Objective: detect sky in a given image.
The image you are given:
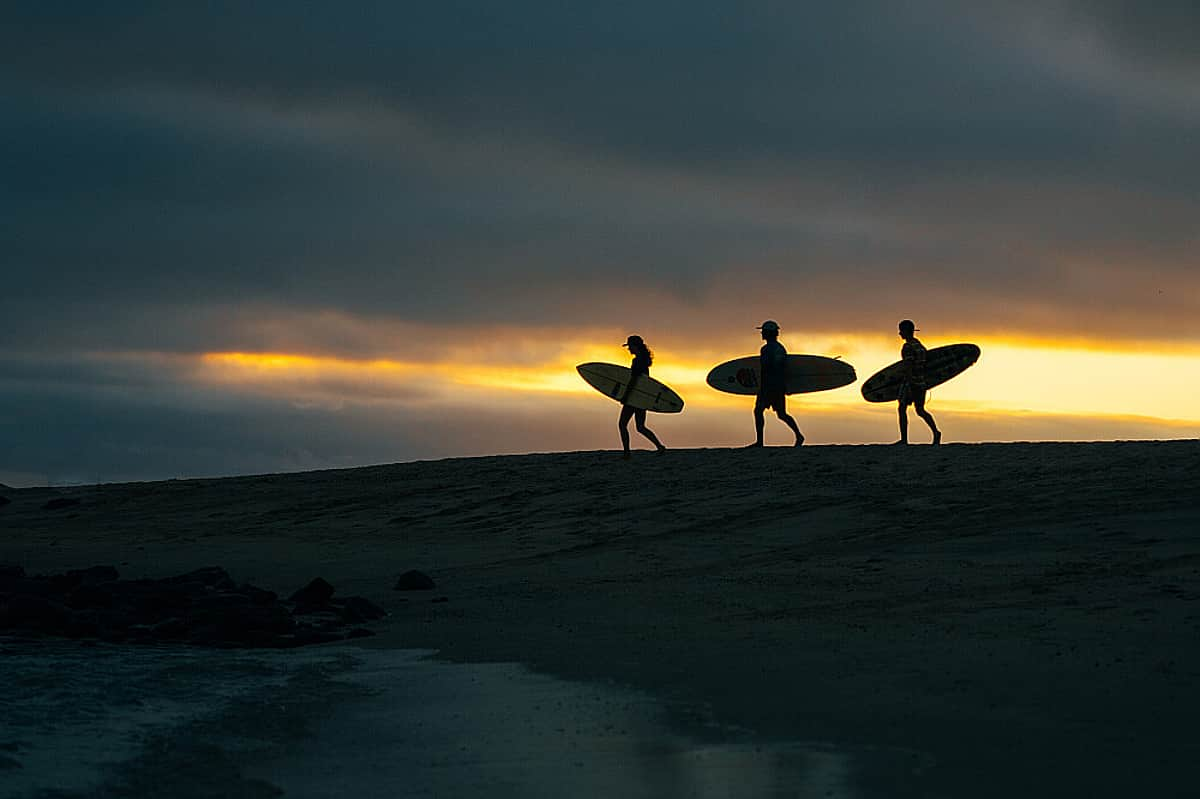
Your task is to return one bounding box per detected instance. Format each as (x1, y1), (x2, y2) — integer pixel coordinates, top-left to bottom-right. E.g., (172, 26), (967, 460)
(2, 1), (1198, 486)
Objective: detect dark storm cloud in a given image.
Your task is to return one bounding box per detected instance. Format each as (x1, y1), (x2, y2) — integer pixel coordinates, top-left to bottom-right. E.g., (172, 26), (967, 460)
(0, 360), (624, 485)
(2, 0), (1198, 356)
(2, 2), (1155, 167)
(1011, 0), (1200, 72)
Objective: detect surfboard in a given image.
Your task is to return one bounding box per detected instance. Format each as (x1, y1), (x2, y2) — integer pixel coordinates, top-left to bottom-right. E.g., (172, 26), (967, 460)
(576, 363), (685, 413)
(860, 343), (981, 403)
(705, 355), (857, 396)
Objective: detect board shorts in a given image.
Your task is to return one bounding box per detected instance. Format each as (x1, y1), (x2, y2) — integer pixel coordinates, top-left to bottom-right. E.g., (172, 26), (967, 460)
(898, 382), (927, 406)
(755, 389), (787, 414)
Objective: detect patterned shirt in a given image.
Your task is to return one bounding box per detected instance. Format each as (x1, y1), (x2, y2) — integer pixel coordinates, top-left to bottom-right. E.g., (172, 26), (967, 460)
(901, 337), (927, 387)
(759, 340), (788, 392)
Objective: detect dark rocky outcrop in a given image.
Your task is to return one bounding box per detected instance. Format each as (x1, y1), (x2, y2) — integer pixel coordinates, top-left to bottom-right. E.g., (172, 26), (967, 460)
(394, 570), (435, 591)
(0, 566), (387, 648)
(289, 577), (335, 608)
(339, 596), (388, 623)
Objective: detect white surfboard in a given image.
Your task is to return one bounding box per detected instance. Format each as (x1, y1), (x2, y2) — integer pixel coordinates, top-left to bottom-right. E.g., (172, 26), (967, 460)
(861, 343), (980, 402)
(576, 363), (684, 413)
(706, 354), (857, 395)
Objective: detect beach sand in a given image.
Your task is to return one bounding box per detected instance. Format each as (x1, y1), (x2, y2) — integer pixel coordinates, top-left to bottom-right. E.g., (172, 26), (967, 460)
(3, 441), (1199, 796)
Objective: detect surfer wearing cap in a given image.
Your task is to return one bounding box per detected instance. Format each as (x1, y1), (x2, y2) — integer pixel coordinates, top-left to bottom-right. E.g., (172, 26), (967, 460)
(747, 321), (804, 448)
(896, 320), (941, 445)
(619, 335), (668, 459)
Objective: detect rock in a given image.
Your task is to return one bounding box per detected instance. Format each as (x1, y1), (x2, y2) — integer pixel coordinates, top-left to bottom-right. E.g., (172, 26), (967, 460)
(159, 567), (235, 590)
(65, 609), (115, 639)
(284, 628), (347, 648)
(73, 565), (120, 585)
(338, 596), (387, 623)
(67, 582), (119, 610)
(74, 580), (191, 622)
(191, 592), (258, 615)
(237, 583), (278, 605)
(291, 603), (337, 618)
(41, 498), (81, 511)
(1, 577), (60, 599)
(50, 565), (118, 592)
(0, 566), (380, 648)
(394, 570), (435, 591)
(1, 594), (74, 633)
(187, 602), (296, 646)
(289, 577), (335, 606)
(151, 617), (191, 639)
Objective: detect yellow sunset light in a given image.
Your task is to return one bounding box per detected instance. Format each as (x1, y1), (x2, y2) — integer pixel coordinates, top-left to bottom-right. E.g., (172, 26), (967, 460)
(195, 334), (1200, 432)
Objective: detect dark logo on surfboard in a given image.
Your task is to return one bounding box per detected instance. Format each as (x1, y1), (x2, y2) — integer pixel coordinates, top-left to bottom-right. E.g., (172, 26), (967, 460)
(735, 368), (758, 389)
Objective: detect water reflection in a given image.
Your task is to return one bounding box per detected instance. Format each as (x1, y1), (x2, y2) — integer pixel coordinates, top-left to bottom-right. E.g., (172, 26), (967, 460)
(253, 650), (931, 799)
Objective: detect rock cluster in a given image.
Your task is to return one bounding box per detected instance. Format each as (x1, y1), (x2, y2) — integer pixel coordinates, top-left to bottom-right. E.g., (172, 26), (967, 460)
(0, 565), (386, 648)
(41, 497), (81, 511)
(394, 569), (436, 590)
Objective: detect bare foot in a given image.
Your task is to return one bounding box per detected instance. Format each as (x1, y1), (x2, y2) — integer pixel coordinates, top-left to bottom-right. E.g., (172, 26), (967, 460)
(932, 431), (942, 445)
(656, 446), (667, 455)
(744, 442), (764, 448)
(794, 436), (805, 447)
(892, 440), (908, 446)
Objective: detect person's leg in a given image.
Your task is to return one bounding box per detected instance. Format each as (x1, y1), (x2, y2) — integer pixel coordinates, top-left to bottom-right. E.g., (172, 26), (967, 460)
(634, 409), (666, 451)
(748, 399), (767, 447)
(897, 400), (910, 444)
(914, 392), (940, 444)
(618, 405), (635, 456)
(774, 397), (804, 446)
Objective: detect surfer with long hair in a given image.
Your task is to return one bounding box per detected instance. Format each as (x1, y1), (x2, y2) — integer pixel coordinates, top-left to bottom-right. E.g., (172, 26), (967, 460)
(619, 335), (668, 458)
(747, 320), (804, 447)
(896, 319), (941, 445)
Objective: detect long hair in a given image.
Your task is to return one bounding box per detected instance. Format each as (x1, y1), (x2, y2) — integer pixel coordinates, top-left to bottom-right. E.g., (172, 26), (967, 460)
(628, 337), (653, 365)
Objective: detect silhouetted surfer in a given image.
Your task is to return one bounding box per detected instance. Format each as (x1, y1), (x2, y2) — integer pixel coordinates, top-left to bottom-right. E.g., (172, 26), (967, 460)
(619, 335), (667, 459)
(896, 319), (941, 445)
(747, 320), (804, 448)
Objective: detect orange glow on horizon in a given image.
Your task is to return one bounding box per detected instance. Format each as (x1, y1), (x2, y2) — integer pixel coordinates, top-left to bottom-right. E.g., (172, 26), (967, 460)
(195, 334), (1200, 432)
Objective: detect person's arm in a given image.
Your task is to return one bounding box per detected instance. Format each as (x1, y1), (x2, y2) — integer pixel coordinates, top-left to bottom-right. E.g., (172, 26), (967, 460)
(620, 373), (638, 404)
(767, 345), (786, 387)
(620, 359), (644, 404)
(900, 345), (915, 379)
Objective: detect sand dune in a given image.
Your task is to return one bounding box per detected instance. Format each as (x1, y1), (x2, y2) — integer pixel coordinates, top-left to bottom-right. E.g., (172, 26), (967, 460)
(3, 441), (1199, 796)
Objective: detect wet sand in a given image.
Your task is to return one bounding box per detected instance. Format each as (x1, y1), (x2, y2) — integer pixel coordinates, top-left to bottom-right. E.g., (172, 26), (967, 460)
(3, 441), (1200, 796)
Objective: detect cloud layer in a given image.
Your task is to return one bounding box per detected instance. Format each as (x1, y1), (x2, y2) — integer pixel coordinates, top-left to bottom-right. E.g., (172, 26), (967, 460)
(3, 3), (1198, 481)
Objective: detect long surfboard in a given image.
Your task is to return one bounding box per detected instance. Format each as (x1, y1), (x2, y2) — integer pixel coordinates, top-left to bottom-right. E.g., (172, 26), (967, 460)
(860, 343), (981, 403)
(706, 354), (857, 396)
(576, 363), (684, 413)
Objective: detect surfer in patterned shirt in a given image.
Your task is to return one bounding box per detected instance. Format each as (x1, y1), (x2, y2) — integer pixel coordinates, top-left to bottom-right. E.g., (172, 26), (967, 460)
(618, 335), (667, 459)
(896, 319), (941, 445)
(747, 320), (804, 448)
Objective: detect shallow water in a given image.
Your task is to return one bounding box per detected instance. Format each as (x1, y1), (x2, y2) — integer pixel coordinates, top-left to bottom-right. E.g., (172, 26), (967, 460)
(254, 650), (934, 798)
(2, 640), (931, 798)
(1, 637), (346, 797)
